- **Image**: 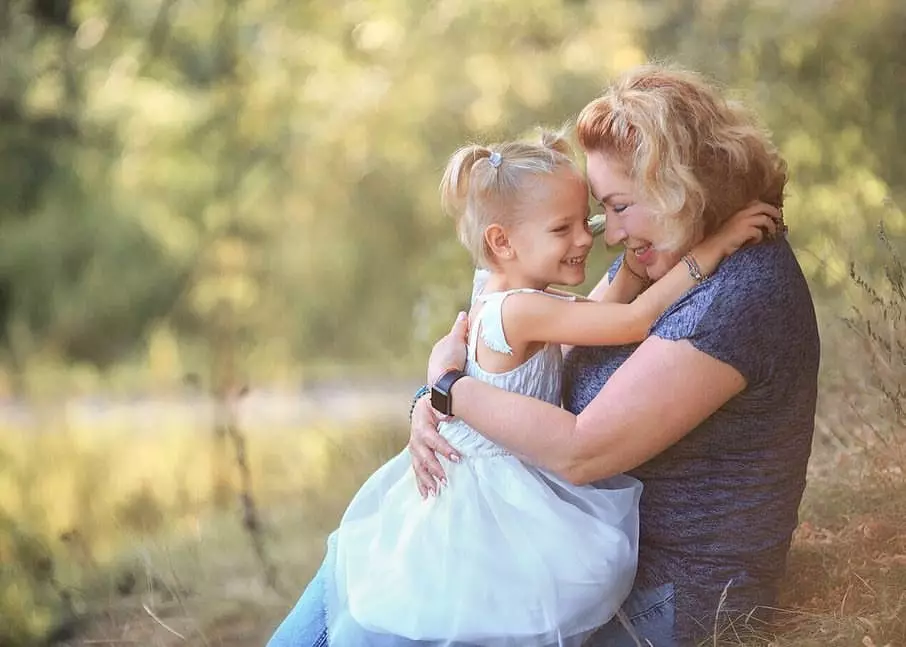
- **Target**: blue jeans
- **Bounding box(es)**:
[266,558,676,647]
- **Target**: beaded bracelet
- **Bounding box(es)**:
[408,384,431,423]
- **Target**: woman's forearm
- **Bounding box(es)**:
[448,376,619,482]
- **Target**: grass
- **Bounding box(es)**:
[4,380,905,647]
[4,392,901,647]
[0,410,409,646]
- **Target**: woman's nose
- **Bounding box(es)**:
[604,222,627,247]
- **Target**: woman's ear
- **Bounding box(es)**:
[484,224,513,261]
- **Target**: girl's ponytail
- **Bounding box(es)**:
[440,145,492,220]
[539,127,574,159]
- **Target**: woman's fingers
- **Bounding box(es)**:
[412,396,459,460]
[450,310,469,336]
[408,397,460,498]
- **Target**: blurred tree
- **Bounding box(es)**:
[0,2,189,374]
[0,0,903,381]
[642,0,906,288]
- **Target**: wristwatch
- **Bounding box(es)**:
[431,369,468,416]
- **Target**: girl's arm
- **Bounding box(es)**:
[590,256,650,304]
[554,260,649,356]
[543,257,648,304]
[506,209,777,348]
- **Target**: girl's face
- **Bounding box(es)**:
[585,150,689,281]
[504,168,593,288]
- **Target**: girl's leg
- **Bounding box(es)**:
[266,558,330,647]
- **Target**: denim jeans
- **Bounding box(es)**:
[584,582,675,646]
[266,558,676,647]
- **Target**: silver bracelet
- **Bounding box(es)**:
[681,254,710,283]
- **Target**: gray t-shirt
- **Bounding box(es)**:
[563,239,820,642]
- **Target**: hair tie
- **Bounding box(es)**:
[488,151,503,168]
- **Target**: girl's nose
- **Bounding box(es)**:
[577,223,594,248]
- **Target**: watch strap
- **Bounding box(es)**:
[432,368,468,416]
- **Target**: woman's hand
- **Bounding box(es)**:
[693,201,782,274]
[408,396,459,497]
[409,312,469,497]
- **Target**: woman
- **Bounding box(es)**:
[409,65,820,645]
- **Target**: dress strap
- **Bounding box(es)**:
[472,289,574,356]
[470,268,492,305]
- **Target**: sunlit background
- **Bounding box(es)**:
[1,0,904,645]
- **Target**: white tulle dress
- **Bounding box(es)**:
[323,283,642,647]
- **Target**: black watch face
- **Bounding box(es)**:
[431,388,451,416]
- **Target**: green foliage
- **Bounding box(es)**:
[0,0,903,375]
[643,0,906,290]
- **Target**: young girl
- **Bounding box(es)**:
[323,132,778,646]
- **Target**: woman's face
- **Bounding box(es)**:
[585,150,689,281]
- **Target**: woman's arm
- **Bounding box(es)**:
[406,311,745,495]
[421,334,745,487]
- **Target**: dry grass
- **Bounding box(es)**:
[5,378,905,647]
[772,478,906,647]
[4,412,905,647]
[0,412,409,647]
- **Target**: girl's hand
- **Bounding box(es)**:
[693,202,782,275]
